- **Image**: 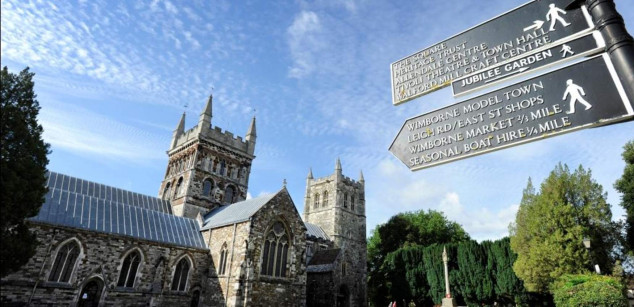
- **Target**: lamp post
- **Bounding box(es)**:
[582,237,601,274]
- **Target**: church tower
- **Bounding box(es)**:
[303,158,367,306]
[158,95,256,219]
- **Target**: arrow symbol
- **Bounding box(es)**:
[484,66,530,84]
[523,20,544,32]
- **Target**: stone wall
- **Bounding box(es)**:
[246,189,307,307]
[1,223,222,307]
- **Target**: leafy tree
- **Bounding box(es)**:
[614,140,634,254]
[0,67,49,277]
[457,240,493,305]
[367,210,469,306]
[510,164,617,293]
[552,274,627,307]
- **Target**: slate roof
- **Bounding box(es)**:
[307,248,341,273]
[201,192,277,230]
[30,172,207,250]
[305,222,330,241]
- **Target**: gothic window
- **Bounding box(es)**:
[218,243,228,275]
[260,221,289,278]
[49,240,80,283]
[343,192,349,208]
[313,193,319,209]
[117,250,141,288]
[175,177,184,198]
[202,179,213,197]
[322,190,328,207]
[224,186,235,204]
[351,195,355,211]
[342,262,347,276]
[171,257,190,291]
[162,183,171,201]
[220,160,226,176]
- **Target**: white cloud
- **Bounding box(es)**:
[287,11,322,78]
[39,102,165,164]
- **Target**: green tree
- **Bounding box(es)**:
[0,67,49,277]
[367,210,469,306]
[614,140,634,254]
[510,164,617,293]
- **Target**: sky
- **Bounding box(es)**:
[2,0,633,242]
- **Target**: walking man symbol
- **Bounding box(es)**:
[563,79,592,114]
[546,4,571,31]
[560,44,574,57]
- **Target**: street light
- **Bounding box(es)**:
[582,237,600,274]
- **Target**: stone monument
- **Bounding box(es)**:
[441,246,457,307]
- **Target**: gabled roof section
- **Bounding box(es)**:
[307,248,341,273]
[30,172,207,250]
[201,191,278,230]
[305,222,330,241]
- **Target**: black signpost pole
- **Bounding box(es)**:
[585,0,634,100]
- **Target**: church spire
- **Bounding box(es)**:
[246,116,257,142]
[170,112,186,149]
[335,157,342,178]
[198,94,213,132]
[359,170,364,183]
[307,168,313,179]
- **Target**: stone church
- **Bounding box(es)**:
[0,96,367,307]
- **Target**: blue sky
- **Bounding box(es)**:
[2,0,633,241]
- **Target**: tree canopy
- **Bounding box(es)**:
[615,140,634,254]
[0,67,50,277]
[510,163,618,292]
[367,209,470,306]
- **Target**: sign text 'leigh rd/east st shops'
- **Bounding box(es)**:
[389,54,633,171]
[391,0,594,105]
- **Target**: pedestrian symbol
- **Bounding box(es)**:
[563,79,592,114]
[560,44,574,57]
[546,4,571,31]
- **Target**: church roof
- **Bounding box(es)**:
[201,191,278,230]
[30,172,207,250]
[305,222,330,241]
[307,248,341,272]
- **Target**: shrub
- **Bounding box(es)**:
[552,274,627,307]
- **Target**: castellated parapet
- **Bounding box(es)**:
[159,95,256,220]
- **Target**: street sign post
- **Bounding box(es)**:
[391,0,594,105]
[451,31,605,97]
[389,54,633,171]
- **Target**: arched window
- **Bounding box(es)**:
[49,240,80,283]
[313,193,319,209]
[351,195,355,211]
[343,192,349,208]
[202,179,213,197]
[117,250,141,288]
[220,160,226,176]
[260,221,289,278]
[162,183,171,201]
[171,257,190,291]
[322,191,328,207]
[175,177,184,198]
[218,243,228,275]
[224,186,234,204]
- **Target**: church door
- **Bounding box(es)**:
[78,279,104,307]
[336,284,350,307]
